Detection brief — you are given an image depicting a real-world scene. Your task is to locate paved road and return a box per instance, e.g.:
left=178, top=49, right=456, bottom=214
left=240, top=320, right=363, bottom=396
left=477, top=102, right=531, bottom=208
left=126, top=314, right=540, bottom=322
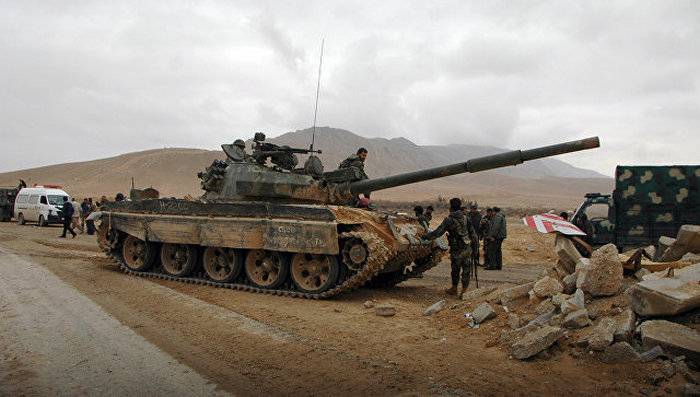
left=0, top=246, right=229, bottom=396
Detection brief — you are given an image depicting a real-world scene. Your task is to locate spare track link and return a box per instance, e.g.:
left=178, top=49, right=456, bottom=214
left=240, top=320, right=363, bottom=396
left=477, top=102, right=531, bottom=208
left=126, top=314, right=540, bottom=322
left=98, top=223, right=390, bottom=299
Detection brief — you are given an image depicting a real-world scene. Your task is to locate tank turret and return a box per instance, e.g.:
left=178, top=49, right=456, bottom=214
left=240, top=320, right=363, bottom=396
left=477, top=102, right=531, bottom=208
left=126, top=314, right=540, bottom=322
left=201, top=136, right=600, bottom=205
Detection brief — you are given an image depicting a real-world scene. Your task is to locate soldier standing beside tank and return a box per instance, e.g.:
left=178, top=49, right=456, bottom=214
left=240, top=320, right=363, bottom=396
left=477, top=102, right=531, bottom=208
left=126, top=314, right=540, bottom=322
left=422, top=197, right=475, bottom=298
left=485, top=207, right=507, bottom=270
left=466, top=202, right=482, bottom=266
left=424, top=205, right=434, bottom=227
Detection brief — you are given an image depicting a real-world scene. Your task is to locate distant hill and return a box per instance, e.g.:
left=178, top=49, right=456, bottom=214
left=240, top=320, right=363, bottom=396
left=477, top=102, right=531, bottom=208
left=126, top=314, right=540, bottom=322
left=0, top=127, right=612, bottom=209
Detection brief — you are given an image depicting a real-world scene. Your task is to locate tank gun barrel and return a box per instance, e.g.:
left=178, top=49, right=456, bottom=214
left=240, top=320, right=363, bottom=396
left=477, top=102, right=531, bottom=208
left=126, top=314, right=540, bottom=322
left=349, top=136, right=600, bottom=195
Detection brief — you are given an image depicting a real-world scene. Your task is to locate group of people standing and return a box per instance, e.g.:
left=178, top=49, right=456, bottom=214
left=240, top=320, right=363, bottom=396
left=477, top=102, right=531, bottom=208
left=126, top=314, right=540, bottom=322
left=416, top=199, right=507, bottom=298
left=59, top=195, right=120, bottom=238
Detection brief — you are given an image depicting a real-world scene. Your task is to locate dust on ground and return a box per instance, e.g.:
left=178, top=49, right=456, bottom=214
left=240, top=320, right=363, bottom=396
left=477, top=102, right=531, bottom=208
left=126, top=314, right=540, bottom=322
left=0, top=221, right=678, bottom=396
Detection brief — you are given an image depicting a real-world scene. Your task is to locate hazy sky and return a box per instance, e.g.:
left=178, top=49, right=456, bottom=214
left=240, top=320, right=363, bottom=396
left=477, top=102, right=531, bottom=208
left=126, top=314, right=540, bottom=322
left=1, top=1, right=698, bottom=175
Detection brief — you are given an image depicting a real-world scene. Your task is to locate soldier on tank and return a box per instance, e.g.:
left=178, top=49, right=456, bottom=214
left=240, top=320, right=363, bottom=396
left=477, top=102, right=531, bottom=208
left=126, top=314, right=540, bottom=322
left=222, top=139, right=254, bottom=163
left=340, top=147, right=370, bottom=205
left=414, top=205, right=432, bottom=230
left=422, top=197, right=475, bottom=297
left=339, top=147, right=369, bottom=179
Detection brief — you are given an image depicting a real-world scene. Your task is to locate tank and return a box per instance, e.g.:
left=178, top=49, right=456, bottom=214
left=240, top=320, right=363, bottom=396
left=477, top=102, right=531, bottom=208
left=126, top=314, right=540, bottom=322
left=96, top=134, right=600, bottom=298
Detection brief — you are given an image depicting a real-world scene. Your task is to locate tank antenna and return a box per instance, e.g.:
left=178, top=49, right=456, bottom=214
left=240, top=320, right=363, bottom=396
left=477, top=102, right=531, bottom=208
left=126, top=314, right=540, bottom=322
left=310, top=38, right=324, bottom=152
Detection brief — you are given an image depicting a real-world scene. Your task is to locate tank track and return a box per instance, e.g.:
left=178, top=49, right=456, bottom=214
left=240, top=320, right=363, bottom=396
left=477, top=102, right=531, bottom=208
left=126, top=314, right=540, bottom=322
left=365, top=248, right=443, bottom=288
left=98, top=224, right=409, bottom=299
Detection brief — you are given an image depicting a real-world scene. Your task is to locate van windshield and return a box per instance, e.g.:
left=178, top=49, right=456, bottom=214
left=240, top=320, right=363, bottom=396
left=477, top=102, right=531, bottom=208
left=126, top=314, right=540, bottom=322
left=47, top=195, right=67, bottom=206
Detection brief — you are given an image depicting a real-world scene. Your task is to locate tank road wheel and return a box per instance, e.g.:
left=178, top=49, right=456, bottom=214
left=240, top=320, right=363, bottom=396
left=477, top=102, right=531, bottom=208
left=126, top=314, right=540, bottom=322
left=244, top=250, right=289, bottom=289
left=341, top=237, right=369, bottom=271
left=160, top=243, right=198, bottom=277
left=290, top=253, right=339, bottom=294
left=203, top=247, right=244, bottom=282
left=121, top=235, right=157, bottom=271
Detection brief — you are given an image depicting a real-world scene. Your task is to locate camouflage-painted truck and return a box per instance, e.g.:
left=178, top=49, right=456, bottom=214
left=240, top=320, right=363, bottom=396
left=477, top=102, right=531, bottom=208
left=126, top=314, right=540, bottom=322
left=572, top=165, right=700, bottom=250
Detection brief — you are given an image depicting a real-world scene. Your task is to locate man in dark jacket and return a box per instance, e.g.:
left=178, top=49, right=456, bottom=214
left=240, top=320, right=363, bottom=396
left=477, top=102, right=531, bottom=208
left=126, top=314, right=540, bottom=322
left=486, top=207, right=507, bottom=270
left=423, top=198, right=475, bottom=297
left=59, top=196, right=76, bottom=238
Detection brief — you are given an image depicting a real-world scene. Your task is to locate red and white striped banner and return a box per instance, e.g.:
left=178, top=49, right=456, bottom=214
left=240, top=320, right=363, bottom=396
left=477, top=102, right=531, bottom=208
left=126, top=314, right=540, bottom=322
left=522, top=213, right=586, bottom=236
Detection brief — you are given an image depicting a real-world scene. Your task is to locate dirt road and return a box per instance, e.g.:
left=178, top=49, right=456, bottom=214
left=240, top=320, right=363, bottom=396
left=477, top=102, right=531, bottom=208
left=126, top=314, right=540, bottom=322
left=0, top=221, right=658, bottom=396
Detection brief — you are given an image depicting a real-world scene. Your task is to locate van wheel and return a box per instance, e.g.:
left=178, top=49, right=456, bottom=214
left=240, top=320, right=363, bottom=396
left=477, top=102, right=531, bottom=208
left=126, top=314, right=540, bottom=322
left=17, top=213, right=25, bottom=225
left=37, top=215, right=46, bottom=227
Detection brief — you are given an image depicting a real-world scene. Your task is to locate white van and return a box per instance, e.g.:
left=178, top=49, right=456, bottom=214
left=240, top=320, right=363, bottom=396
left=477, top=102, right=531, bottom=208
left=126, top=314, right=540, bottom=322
left=14, top=186, right=70, bottom=226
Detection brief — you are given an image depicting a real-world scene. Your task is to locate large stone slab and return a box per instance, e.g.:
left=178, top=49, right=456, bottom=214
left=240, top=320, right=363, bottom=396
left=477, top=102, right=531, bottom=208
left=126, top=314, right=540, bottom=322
left=461, top=285, right=498, bottom=302
left=511, top=325, right=564, bottom=360
left=563, top=309, right=591, bottom=329
left=628, top=263, right=700, bottom=317
left=533, top=277, right=564, bottom=299
left=472, top=302, right=497, bottom=324
left=588, top=317, right=617, bottom=351
left=577, top=244, right=623, bottom=297
left=555, top=235, right=582, bottom=274
left=497, top=282, right=535, bottom=304
left=600, top=342, right=640, bottom=363
left=613, top=309, right=636, bottom=342
left=640, top=320, right=700, bottom=364
left=661, top=225, right=700, bottom=262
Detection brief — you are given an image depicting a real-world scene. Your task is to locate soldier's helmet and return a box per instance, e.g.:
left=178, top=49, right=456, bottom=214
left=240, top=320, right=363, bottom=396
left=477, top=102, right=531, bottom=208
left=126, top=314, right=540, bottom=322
left=233, top=139, right=246, bottom=148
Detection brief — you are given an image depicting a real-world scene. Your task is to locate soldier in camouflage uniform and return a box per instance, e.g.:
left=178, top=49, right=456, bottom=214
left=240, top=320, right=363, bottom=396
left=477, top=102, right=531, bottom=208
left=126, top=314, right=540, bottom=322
left=340, top=148, right=370, bottom=204
left=339, top=147, right=369, bottom=180
left=422, top=197, right=475, bottom=297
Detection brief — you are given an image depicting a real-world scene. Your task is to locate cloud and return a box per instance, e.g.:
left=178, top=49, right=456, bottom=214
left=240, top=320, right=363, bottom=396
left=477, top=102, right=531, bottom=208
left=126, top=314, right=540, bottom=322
left=0, top=0, right=698, bottom=176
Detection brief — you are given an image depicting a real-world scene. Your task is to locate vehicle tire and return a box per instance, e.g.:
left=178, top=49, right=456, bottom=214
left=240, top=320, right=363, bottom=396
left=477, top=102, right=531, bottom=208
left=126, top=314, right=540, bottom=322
left=121, top=234, right=157, bottom=271
left=290, top=253, right=340, bottom=294
left=202, top=247, right=244, bottom=282
left=37, top=215, right=46, bottom=227
left=160, top=243, right=198, bottom=277
left=244, top=250, right=289, bottom=289
left=17, top=213, right=25, bottom=225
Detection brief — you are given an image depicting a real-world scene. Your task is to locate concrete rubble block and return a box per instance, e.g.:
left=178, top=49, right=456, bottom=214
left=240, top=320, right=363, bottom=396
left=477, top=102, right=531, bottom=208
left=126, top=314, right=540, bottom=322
left=613, top=308, right=637, bottom=342
left=508, top=313, right=521, bottom=330
left=375, top=304, right=396, bottom=317
left=639, top=345, right=665, bottom=363
left=535, top=299, right=556, bottom=315
left=472, top=302, right=497, bottom=324
left=628, top=263, right=700, bottom=317
left=555, top=235, right=582, bottom=274
left=461, top=285, right=498, bottom=302
left=424, top=299, right=447, bottom=316
left=561, top=289, right=585, bottom=315
left=533, top=277, right=564, bottom=299
left=644, top=245, right=656, bottom=260
left=634, top=268, right=651, bottom=281
left=640, top=320, right=700, bottom=364
left=655, top=236, right=676, bottom=261
left=588, top=317, right=617, bottom=351
left=551, top=293, right=570, bottom=307
left=662, top=225, right=700, bottom=262
left=497, top=282, right=535, bottom=305
left=363, top=300, right=375, bottom=309
left=577, top=244, right=623, bottom=297
left=600, top=342, right=641, bottom=363
left=563, top=309, right=591, bottom=329
left=511, top=325, right=564, bottom=360
left=562, top=273, right=577, bottom=295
